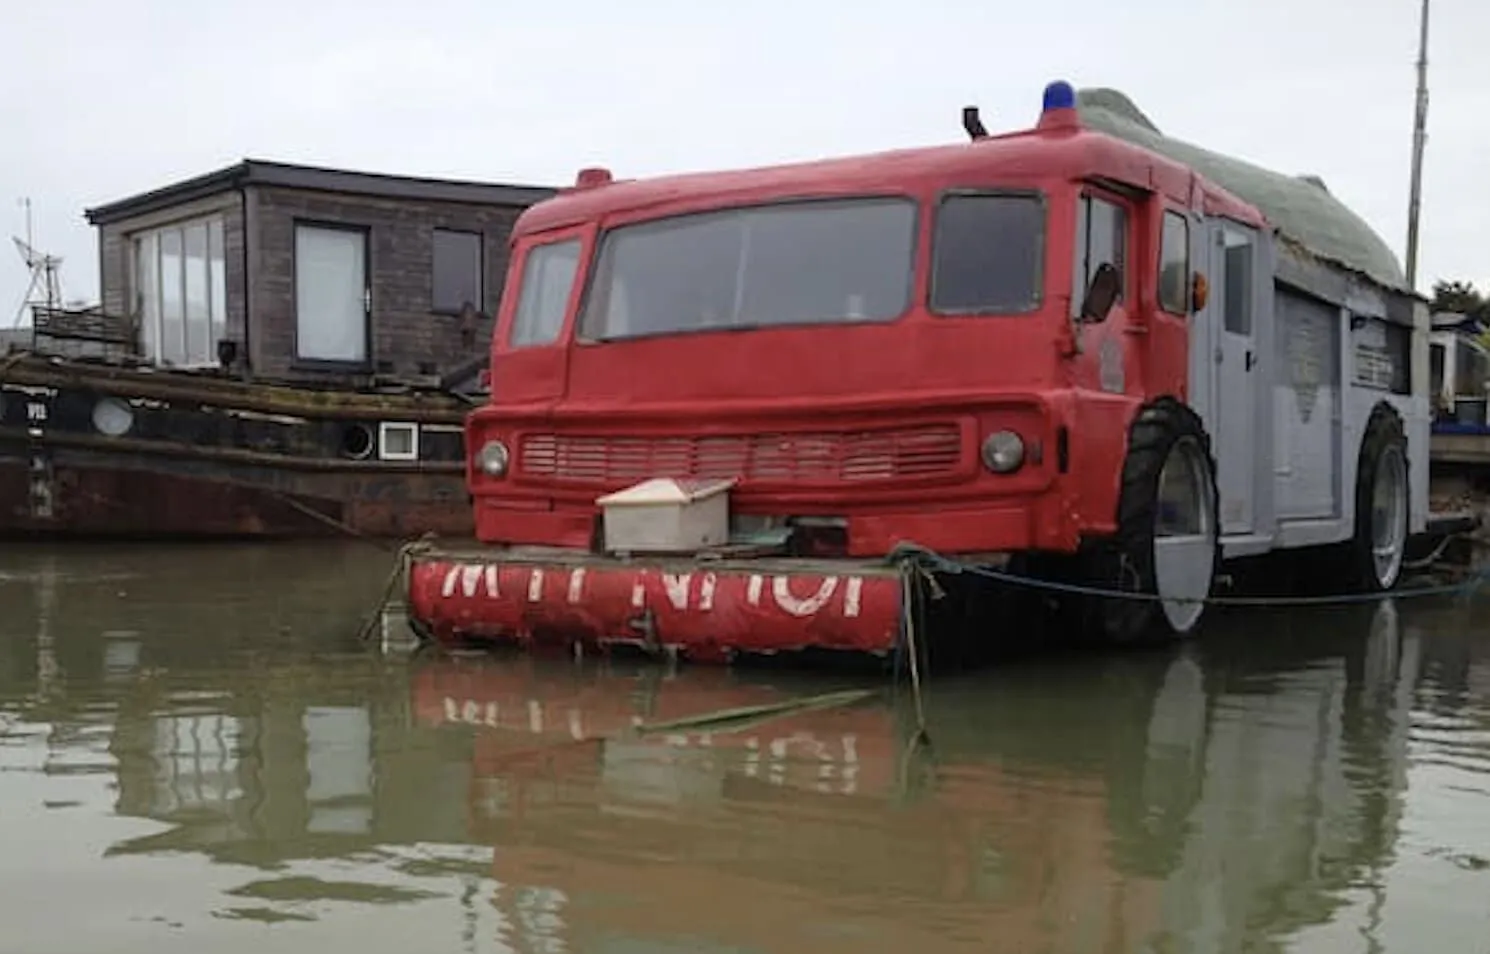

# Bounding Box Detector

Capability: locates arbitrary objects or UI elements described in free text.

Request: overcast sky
[1,0,1484,323]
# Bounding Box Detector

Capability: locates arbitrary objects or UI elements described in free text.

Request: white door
[1213,222,1258,534]
[295,225,369,363]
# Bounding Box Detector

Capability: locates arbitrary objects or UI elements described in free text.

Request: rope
[898,562,931,747]
[887,540,1489,608]
[357,533,438,643]
[269,489,395,552]
[1402,532,1457,571]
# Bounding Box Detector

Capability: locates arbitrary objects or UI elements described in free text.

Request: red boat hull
[405,548,905,662]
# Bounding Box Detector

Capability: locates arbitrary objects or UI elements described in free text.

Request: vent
[521,424,963,485]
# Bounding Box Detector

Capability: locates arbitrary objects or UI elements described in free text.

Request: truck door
[1211,220,1259,534]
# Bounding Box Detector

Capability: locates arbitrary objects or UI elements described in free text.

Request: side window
[1222,230,1253,335]
[930,193,1045,314]
[1071,193,1128,321]
[509,239,581,348]
[1158,211,1190,315]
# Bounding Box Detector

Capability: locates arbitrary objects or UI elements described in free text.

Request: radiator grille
[519,424,963,484]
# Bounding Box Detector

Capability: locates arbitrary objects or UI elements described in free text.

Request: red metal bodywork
[407,550,903,660]
[406,92,1267,659]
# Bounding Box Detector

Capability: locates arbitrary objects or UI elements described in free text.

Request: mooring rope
[886,540,1489,608]
[357,533,439,642]
[897,561,933,750]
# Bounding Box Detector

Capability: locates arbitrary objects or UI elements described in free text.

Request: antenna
[1404,0,1430,290]
[11,197,64,328]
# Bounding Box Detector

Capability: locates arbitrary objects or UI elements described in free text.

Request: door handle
[1245,350,1256,371]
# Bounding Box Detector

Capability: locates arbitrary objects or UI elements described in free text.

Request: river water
[1,541,1487,954]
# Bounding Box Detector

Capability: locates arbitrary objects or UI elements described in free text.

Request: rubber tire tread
[1095,397,1221,645]
[1340,403,1410,593]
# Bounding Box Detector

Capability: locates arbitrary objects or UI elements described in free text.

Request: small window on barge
[930,191,1045,315]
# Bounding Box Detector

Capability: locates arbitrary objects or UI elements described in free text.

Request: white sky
[1,0,1484,322]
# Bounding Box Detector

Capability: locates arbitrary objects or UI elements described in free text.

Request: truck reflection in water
[410,597,1424,954]
[5,545,1477,953]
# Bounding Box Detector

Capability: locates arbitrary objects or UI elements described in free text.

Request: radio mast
[1403,0,1430,290]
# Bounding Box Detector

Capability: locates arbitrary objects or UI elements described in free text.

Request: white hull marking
[772,576,839,617]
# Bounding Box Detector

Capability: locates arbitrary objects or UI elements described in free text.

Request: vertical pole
[1404,0,1430,290]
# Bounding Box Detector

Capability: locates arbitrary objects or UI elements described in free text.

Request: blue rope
[887,541,1488,608]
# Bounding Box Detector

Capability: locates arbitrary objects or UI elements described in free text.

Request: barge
[404,81,1446,664]
[2,159,554,539]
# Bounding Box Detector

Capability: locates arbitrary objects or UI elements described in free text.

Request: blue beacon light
[1042,80,1076,112]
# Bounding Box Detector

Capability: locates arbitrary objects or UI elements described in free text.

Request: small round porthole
[341,422,374,460]
[92,397,135,437]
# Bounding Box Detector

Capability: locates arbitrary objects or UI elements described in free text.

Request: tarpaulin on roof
[1075,88,1407,292]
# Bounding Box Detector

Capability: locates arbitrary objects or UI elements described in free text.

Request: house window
[295,224,368,363]
[1158,211,1191,315]
[1071,193,1128,321]
[130,215,228,367]
[378,421,419,461]
[432,229,483,314]
[510,238,581,347]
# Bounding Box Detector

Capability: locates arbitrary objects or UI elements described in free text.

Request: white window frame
[129,213,229,369]
[294,222,370,365]
[378,421,420,462]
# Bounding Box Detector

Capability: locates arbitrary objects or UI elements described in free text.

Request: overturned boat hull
[405,546,906,663]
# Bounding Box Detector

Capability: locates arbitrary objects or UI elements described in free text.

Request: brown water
[1,542,1487,954]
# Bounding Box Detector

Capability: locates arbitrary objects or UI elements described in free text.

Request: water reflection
[0,543,1487,953]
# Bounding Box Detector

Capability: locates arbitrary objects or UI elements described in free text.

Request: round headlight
[477,439,510,477]
[981,430,1024,473]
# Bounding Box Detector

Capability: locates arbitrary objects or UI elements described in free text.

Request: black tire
[1082,397,1222,646]
[1337,403,1410,593]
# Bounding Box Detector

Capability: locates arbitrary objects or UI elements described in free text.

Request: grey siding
[247,185,524,384]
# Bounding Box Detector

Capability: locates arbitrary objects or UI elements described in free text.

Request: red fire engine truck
[404,81,1430,663]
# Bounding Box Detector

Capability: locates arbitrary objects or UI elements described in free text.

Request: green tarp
[1075,88,1407,293]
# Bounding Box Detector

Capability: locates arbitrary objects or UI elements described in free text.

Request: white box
[596,477,735,553]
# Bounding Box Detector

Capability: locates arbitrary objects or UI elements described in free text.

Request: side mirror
[1079,263,1122,323]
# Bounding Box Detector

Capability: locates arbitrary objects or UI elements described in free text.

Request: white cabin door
[1212,222,1258,534]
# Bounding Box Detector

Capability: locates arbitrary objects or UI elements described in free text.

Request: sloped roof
[1075,88,1407,292]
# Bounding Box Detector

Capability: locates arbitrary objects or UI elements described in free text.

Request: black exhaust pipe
[962,105,988,141]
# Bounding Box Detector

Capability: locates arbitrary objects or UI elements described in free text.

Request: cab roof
[516,82,1401,292]
[515,83,1260,236]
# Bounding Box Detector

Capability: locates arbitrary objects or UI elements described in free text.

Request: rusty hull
[0,450,471,539]
[0,351,476,539]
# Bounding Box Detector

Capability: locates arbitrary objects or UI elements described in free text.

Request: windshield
[577,197,916,341]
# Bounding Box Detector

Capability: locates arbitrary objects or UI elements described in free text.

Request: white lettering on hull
[661,573,692,611]
[771,576,838,617]
[435,562,870,619]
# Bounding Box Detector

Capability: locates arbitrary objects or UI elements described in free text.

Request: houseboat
[1,160,554,539]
